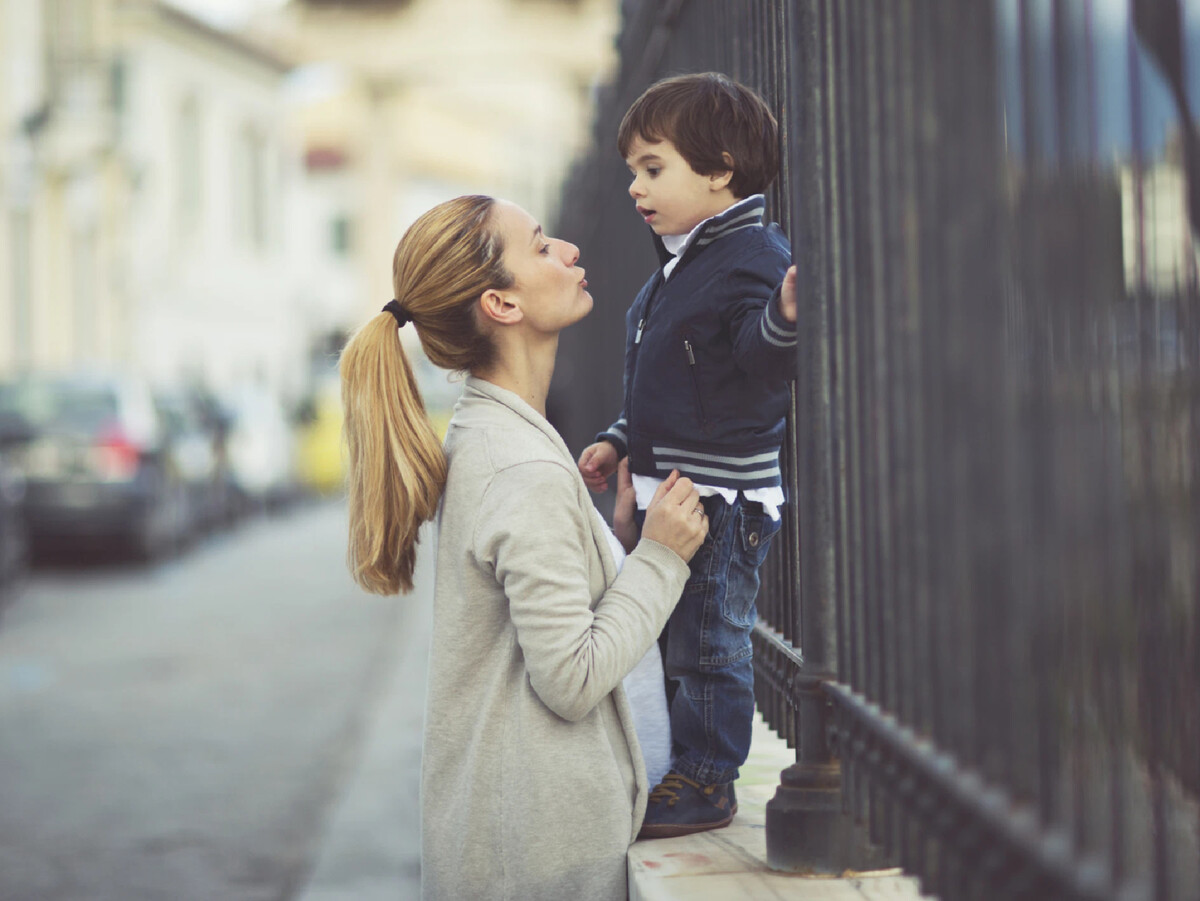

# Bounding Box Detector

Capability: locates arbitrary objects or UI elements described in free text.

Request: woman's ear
[709,152,735,192]
[478,288,523,326]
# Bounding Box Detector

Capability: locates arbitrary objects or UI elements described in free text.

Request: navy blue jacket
[597,195,796,491]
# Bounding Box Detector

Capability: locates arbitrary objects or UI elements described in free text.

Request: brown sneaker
[637,771,738,839]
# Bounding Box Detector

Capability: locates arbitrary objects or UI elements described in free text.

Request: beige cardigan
[421,377,690,901]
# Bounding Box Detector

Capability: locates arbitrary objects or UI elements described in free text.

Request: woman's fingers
[660,474,700,513]
[649,469,680,506]
[641,472,708,563]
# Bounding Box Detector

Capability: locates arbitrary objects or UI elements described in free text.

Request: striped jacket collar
[652,194,766,270]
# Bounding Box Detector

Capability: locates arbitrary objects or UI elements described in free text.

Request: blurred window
[111,56,127,131]
[235,126,269,252]
[8,213,32,369]
[331,215,352,256]
[45,0,95,67]
[177,96,203,236]
[45,0,103,114]
[0,381,118,433]
[47,0,94,54]
[71,228,97,363]
[298,0,414,7]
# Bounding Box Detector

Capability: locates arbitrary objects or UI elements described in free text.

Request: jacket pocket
[683,335,709,430]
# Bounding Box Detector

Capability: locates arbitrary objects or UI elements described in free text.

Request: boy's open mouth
[637,206,657,223]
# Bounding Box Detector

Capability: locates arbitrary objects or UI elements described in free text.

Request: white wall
[119,18,309,403]
[0,0,46,373]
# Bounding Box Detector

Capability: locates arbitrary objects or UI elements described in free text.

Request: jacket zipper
[628,272,664,426]
[684,338,708,428]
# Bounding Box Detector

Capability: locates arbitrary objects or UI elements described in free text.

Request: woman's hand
[613,458,639,553]
[641,470,707,563]
[578,441,619,493]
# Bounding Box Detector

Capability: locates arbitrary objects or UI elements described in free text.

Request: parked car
[0,373,190,561]
[295,377,344,496]
[0,411,32,603]
[221,384,299,515]
[155,388,233,535]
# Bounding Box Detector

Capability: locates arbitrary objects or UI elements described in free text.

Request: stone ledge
[629,716,929,901]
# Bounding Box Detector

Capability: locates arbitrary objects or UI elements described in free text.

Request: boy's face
[625,136,735,237]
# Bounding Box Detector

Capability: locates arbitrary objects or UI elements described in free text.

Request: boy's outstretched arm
[778,265,797,323]
[725,258,799,380]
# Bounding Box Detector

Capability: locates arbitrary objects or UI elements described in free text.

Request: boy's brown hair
[617,72,779,199]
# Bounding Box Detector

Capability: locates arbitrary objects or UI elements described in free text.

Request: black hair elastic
[382,299,412,327]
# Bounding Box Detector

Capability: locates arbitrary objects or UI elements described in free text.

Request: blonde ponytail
[341,314,446,594]
[340,195,511,594]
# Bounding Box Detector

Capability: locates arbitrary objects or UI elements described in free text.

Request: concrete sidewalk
[294,526,435,901]
[628,716,927,900]
[296,527,928,900]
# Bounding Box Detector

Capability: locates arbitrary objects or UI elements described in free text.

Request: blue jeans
[660,493,781,785]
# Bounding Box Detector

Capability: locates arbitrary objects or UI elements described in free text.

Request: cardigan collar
[457,375,621,587]
[459,376,570,458]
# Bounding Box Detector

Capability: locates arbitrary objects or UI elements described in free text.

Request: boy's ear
[478,288,524,326]
[709,152,735,192]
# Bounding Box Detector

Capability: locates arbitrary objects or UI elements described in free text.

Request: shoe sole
[636,803,738,840]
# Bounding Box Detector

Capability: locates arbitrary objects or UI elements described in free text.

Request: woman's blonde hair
[340,195,512,594]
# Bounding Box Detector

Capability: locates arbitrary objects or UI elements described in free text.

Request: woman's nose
[562,241,580,266]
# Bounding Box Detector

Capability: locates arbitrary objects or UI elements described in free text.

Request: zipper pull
[635,318,645,344]
[684,339,696,365]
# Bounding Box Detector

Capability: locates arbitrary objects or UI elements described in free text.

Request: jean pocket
[719,504,782,628]
[737,504,781,567]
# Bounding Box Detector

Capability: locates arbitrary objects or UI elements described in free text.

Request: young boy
[578,72,798,838]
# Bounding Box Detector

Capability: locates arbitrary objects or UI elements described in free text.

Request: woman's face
[491,201,592,334]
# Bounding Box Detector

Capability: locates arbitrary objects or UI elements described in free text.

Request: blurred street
[0,501,425,901]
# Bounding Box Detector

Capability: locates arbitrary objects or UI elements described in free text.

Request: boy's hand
[578,440,619,493]
[641,470,707,563]
[613,458,639,553]
[778,265,797,323]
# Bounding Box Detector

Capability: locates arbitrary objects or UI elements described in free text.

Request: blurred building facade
[0,0,312,403]
[1,0,618,418]
[118,1,302,396]
[247,0,618,323]
[1,0,125,376]
[1,0,47,373]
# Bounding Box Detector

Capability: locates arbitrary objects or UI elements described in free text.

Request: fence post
[764,1,891,873]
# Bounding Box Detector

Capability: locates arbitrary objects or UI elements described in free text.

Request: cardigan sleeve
[473,459,690,722]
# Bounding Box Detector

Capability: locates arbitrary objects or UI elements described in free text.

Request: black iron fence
[551,2,1200,899]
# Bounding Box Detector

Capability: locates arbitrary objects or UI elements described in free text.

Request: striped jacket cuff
[596,419,628,458]
[760,284,798,349]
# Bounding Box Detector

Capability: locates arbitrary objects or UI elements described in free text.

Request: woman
[339,195,708,900]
